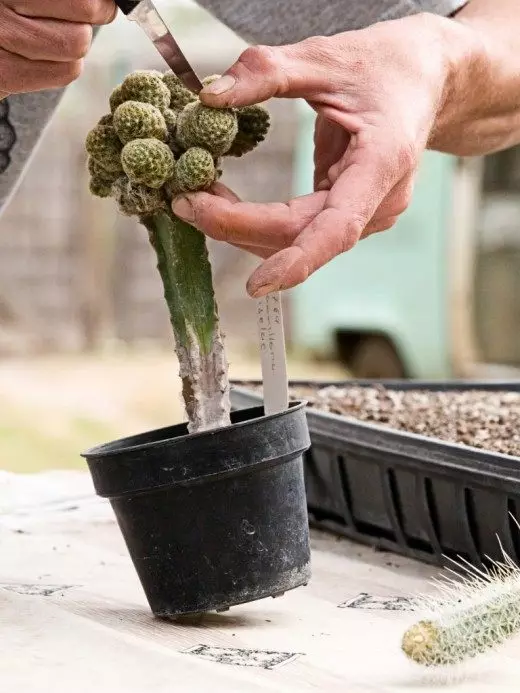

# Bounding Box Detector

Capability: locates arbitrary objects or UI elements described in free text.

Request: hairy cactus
[112,176,166,217]
[402,548,520,667]
[85,69,271,433]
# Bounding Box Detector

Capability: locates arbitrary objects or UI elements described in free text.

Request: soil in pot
[82,402,311,618]
[244,384,520,457]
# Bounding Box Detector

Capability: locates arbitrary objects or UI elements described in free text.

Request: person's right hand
[0,0,117,98]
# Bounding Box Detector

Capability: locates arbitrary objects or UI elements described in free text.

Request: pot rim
[81,399,308,460]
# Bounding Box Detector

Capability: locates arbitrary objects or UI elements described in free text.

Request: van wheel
[349,336,406,379]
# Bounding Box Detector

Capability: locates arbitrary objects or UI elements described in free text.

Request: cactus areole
[85,70,271,434]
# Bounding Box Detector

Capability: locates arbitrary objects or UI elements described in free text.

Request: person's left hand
[171,13,477,297]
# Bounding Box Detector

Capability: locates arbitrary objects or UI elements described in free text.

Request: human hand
[0,0,117,97]
[172,13,478,297]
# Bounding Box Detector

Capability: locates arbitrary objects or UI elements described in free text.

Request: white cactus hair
[402,513,520,669]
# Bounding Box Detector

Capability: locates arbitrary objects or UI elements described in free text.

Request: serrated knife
[115,0,290,416]
[115,0,203,93]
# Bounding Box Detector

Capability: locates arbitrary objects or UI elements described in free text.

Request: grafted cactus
[85,70,271,433]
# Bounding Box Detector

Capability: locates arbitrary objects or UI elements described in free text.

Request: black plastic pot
[82,402,311,617]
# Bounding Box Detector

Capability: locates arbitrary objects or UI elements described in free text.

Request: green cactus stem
[143,210,230,432]
[85,69,271,433]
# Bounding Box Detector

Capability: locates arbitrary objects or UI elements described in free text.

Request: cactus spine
[402,537,520,667]
[85,70,270,433]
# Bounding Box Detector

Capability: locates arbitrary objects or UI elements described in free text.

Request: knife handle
[114,0,141,15]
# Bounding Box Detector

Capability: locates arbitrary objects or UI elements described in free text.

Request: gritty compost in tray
[247,384,520,457]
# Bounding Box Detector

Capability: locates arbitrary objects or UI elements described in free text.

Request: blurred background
[0,0,519,472]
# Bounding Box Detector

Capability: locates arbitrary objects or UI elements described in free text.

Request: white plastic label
[256,292,289,415]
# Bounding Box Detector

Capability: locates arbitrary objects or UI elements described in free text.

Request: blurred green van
[288,103,520,380]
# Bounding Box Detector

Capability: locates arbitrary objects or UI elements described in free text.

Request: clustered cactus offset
[85,69,270,433]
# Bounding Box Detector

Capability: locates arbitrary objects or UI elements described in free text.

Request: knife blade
[115,0,203,93]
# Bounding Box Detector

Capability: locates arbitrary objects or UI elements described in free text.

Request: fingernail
[172,196,194,222]
[202,74,236,96]
[251,283,277,298]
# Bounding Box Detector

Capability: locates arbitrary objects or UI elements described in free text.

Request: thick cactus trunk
[143,209,231,434]
[86,70,271,434]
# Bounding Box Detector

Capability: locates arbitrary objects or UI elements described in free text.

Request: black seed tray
[230,379,520,568]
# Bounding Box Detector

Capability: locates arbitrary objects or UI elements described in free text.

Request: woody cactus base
[85,70,270,433]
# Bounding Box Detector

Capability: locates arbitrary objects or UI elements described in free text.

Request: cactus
[121,139,175,189]
[402,538,520,667]
[85,124,123,174]
[176,102,238,156]
[85,70,271,433]
[120,70,171,112]
[163,71,197,111]
[113,101,168,144]
[175,148,216,192]
[111,176,166,217]
[228,105,270,157]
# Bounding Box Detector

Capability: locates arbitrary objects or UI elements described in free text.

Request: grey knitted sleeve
[0,89,64,211]
[196,0,468,44]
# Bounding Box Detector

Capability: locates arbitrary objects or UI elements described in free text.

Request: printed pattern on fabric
[0,100,16,175]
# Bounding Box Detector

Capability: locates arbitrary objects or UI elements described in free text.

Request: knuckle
[378,215,399,232]
[197,199,228,241]
[297,35,335,66]
[346,214,366,242]
[240,45,276,72]
[210,215,231,242]
[239,45,287,87]
[299,35,328,56]
[396,141,418,172]
[390,194,411,217]
[388,180,415,217]
[237,44,290,96]
[59,60,83,86]
[60,25,92,60]
[77,0,114,25]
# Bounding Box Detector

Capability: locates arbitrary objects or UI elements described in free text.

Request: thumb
[199,43,322,108]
